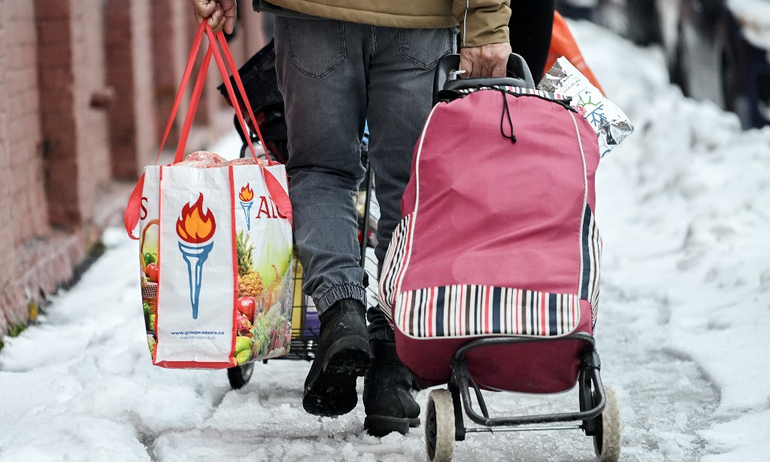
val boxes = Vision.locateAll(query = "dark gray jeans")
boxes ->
[273,17,452,315]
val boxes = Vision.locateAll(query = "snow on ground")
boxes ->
[728,0,770,52]
[578,20,770,462]
[2,20,769,462]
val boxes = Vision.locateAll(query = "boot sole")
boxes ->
[302,336,371,417]
[364,415,421,437]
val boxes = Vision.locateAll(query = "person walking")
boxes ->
[190,0,514,437]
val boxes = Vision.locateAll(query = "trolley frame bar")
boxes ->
[448,333,606,438]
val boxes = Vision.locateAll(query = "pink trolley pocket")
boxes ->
[379,54,620,462]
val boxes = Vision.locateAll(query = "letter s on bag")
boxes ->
[140,197,148,220]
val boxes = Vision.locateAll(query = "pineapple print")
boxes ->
[236,231,264,298]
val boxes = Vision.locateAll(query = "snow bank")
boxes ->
[574,20,770,461]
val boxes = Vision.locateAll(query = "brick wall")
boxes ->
[131,0,156,168]
[71,0,111,225]
[35,0,111,229]
[35,0,79,228]
[5,0,48,246]
[105,0,156,179]
[1,0,250,344]
[151,0,190,150]
[0,0,28,337]
[0,0,13,336]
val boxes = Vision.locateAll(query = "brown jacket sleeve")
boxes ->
[453,0,511,47]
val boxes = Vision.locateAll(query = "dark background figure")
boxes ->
[509,0,554,82]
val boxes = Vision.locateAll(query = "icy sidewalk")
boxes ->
[0,229,406,462]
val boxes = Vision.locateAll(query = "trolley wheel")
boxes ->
[594,386,621,462]
[227,363,255,389]
[425,389,455,462]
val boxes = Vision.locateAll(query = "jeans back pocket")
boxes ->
[398,29,452,70]
[278,17,347,80]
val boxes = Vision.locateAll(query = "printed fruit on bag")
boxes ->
[236,296,258,322]
[143,252,156,265]
[237,314,252,336]
[235,336,252,354]
[250,316,270,358]
[146,335,157,355]
[143,302,152,330]
[246,301,289,359]
[235,349,252,365]
[145,263,159,282]
[249,223,292,290]
[235,336,253,365]
[262,265,285,309]
[250,336,262,357]
[236,231,264,298]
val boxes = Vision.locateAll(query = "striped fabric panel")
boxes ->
[378,213,413,321]
[456,85,568,102]
[393,285,580,339]
[578,205,602,327]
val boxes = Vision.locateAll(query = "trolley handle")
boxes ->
[433,53,536,105]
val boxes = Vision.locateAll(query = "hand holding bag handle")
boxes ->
[432,53,536,105]
[125,22,292,239]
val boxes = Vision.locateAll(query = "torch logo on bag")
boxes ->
[176,193,217,319]
[238,183,254,230]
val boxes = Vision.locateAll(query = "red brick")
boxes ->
[36,18,71,45]
[33,0,70,20]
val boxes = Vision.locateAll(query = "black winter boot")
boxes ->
[302,299,371,417]
[363,339,421,436]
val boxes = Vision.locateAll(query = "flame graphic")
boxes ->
[239,184,254,202]
[176,194,217,244]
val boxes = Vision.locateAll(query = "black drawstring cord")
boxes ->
[498,88,516,143]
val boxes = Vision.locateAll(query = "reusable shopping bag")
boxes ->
[379,55,602,392]
[124,23,293,369]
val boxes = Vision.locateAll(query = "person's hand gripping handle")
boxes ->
[190,0,238,35]
[459,42,513,78]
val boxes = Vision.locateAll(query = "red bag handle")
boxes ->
[172,26,271,166]
[215,31,275,167]
[124,22,292,239]
[202,26,292,226]
[156,23,218,164]
[124,23,207,239]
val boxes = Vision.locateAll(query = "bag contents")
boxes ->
[175,151,264,168]
[540,57,633,157]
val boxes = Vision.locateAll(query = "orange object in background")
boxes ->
[546,12,606,95]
